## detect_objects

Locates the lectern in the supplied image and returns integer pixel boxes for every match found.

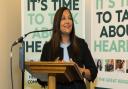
[25,61,83,89]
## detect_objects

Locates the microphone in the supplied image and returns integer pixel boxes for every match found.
[11,29,52,47]
[12,36,24,46]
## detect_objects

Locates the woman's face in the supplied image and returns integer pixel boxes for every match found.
[60,10,73,35]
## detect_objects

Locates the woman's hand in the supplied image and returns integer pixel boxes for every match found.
[79,67,85,74]
[55,57,63,63]
[78,66,91,80]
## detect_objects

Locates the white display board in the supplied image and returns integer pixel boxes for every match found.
[21,0,85,89]
[91,0,128,89]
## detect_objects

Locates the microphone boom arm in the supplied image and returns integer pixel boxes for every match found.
[11,29,52,47]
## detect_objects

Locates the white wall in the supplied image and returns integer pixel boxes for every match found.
[0,0,21,89]
[85,0,91,48]
[85,1,96,89]
[85,0,92,89]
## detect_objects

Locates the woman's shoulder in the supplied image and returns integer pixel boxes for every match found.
[43,41,51,47]
[76,36,88,46]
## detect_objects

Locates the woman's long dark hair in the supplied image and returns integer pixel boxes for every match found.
[50,7,79,59]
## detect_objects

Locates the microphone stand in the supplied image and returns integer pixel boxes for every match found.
[19,41,25,89]
[10,46,14,89]
[10,29,52,89]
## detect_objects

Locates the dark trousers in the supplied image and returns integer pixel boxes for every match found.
[57,80,86,89]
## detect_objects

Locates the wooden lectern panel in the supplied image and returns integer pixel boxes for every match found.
[25,61,83,82]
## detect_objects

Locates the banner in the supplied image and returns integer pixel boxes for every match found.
[21,0,85,89]
[91,0,128,89]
